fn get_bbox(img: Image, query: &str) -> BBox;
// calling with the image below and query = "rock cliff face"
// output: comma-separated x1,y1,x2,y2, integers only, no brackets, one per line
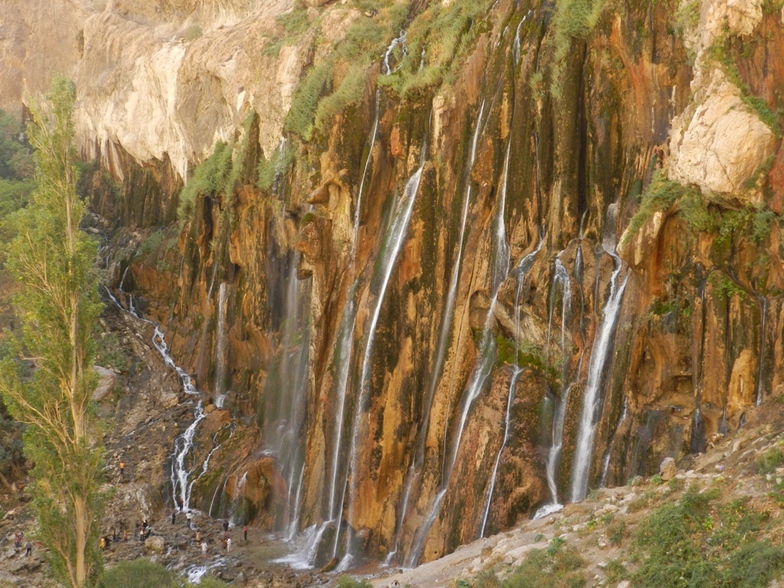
5,0,784,570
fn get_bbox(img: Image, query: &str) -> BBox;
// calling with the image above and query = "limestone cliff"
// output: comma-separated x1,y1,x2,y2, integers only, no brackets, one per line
4,0,784,571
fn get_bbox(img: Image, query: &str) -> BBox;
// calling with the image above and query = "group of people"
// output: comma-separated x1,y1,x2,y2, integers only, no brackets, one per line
13,532,32,557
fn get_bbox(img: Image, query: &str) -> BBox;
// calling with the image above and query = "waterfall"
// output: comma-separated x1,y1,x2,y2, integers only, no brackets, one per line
261,252,311,535
569,248,627,502
295,32,401,569
755,295,768,406
537,256,572,512
386,100,486,564
337,137,428,565
599,394,628,487
479,236,543,537
214,282,229,408
406,130,512,568
107,269,213,512
383,31,407,76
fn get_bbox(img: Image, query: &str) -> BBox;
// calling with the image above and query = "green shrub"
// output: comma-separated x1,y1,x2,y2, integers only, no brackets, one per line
177,141,234,221
549,0,607,99
336,576,373,588
757,445,784,474
632,487,784,588
605,559,627,584
624,170,697,242
607,518,626,546
99,559,177,588
379,0,494,96
502,537,586,587
314,62,369,133
284,61,333,139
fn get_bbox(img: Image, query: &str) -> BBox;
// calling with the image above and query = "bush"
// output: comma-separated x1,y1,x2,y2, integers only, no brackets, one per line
379,0,494,96
314,62,370,134
757,445,784,474
99,559,230,587
623,170,697,242
177,141,234,221
99,559,177,588
549,0,607,99
633,487,784,588
502,537,586,587
336,576,373,588
284,62,333,139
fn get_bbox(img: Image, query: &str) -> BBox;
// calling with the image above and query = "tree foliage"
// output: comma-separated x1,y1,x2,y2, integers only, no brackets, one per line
0,76,104,588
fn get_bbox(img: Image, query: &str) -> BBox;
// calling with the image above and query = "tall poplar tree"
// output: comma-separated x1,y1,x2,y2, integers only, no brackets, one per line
0,76,104,587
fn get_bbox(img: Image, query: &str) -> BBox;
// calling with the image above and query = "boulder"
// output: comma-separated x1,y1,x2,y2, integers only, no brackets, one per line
93,366,118,401
660,457,677,481
143,536,164,554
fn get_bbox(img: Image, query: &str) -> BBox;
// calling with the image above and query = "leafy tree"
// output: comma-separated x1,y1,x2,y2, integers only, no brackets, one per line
0,76,104,587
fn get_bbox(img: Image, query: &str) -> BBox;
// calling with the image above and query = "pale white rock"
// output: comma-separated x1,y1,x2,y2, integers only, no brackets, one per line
700,0,763,51
93,365,118,401
620,210,664,269
73,0,330,181
659,456,677,481
669,69,776,197
143,535,165,554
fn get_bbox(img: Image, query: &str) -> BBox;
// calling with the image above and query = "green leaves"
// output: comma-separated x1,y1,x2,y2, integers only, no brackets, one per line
0,75,104,588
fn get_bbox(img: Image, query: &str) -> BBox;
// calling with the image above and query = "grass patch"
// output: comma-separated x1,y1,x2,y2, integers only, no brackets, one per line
378,0,495,97
757,444,784,474
632,486,784,588
99,559,230,587
177,140,234,222
284,61,333,140
549,0,607,99
501,537,587,587
624,170,697,242
705,36,782,138
336,576,373,588
314,62,370,133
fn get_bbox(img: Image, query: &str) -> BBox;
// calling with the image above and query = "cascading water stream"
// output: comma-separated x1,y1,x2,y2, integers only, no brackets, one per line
534,256,572,515
406,127,512,568
755,295,768,406
385,100,487,565
479,236,543,537
291,32,395,566
262,252,311,536
214,282,229,408
569,208,628,502
106,277,208,512
336,133,428,570
599,395,628,486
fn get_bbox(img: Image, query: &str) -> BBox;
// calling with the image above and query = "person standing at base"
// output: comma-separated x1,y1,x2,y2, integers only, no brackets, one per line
243,525,248,542
25,541,31,557
226,537,231,553
201,541,207,557
186,511,192,529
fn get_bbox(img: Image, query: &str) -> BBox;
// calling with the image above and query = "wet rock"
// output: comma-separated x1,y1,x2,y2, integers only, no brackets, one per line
659,457,677,481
